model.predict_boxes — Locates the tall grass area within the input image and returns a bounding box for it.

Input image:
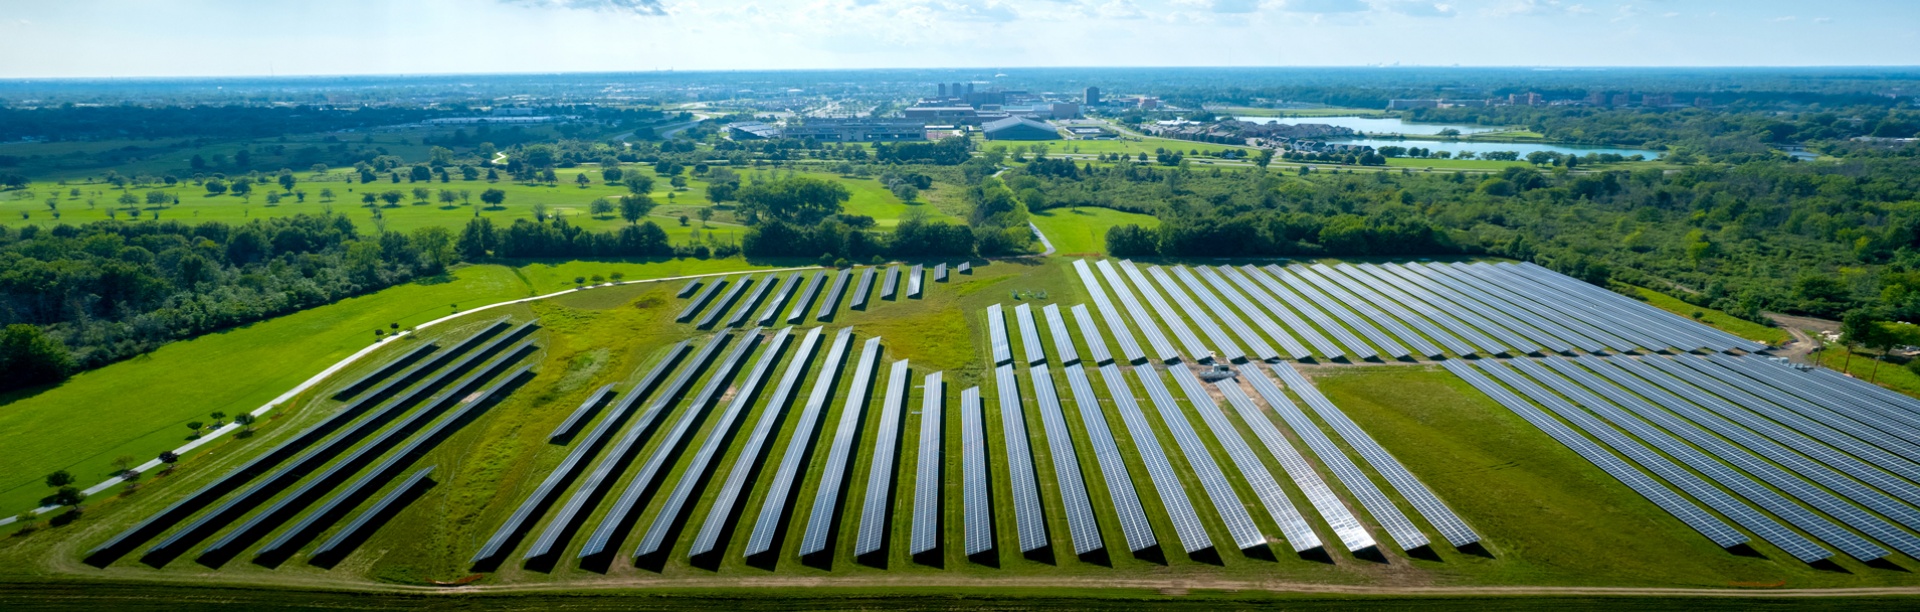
[1030,207,1159,256]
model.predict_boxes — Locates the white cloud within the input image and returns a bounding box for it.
[1772,15,1797,22]
[1381,1,1455,17]
[501,0,668,15]
[1813,16,1832,24]
[1277,0,1368,13]
[1611,3,1636,22]
[1095,0,1146,18]
[1208,0,1264,13]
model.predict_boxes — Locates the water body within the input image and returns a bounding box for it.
[1236,115,1659,158]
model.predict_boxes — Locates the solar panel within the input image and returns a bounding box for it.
[257,361,532,567]
[1342,264,1535,356]
[1166,366,1318,553]
[1612,357,1920,528]
[580,329,767,562]
[1379,263,1577,354]
[727,273,780,328]
[1214,380,1374,553]
[677,278,728,322]
[785,270,827,324]
[1067,304,1112,366]
[745,327,855,559]
[909,371,945,560]
[798,336,884,560]
[1441,360,1749,550]
[1500,359,1839,563]
[1097,259,1176,362]
[1215,265,1345,361]
[850,267,876,310]
[1014,303,1046,366]
[1120,260,1210,361]
[987,303,1013,366]
[757,271,805,326]
[1464,264,1679,352]
[1705,355,1920,452]
[906,264,924,298]
[1241,265,1376,360]
[1442,263,1650,353]
[1041,304,1081,366]
[958,261,972,274]
[1651,356,1920,488]
[676,279,702,298]
[1268,362,1477,548]
[855,358,913,562]
[934,263,949,282]
[1511,261,1765,352]
[331,342,438,401]
[548,384,616,444]
[1237,363,1426,551]
[814,269,851,321]
[1028,364,1103,556]
[202,342,538,566]
[995,364,1049,554]
[626,327,790,563]
[519,333,734,564]
[1070,260,1144,364]
[306,466,437,567]
[696,276,754,329]
[1285,266,1439,359]
[1417,263,1624,353]
[1060,366,1156,553]
[1163,266,1265,362]
[960,386,993,557]
[881,265,901,300]
[1134,366,1265,552]
[1574,356,1920,558]
[688,327,824,561]
[141,322,534,567]
[1191,266,1309,360]
[1313,264,1474,360]
[1096,363,1210,554]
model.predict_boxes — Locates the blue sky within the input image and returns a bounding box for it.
[0,0,1913,77]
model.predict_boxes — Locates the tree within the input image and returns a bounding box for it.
[411,187,430,204]
[698,207,714,227]
[186,421,205,437]
[480,188,507,208]
[278,173,296,192]
[0,324,73,391]
[42,487,83,510]
[736,176,852,225]
[380,190,404,206]
[623,174,654,196]
[590,197,615,218]
[620,194,654,224]
[205,179,228,195]
[210,411,227,426]
[235,413,257,433]
[45,470,74,489]
[230,180,252,197]
[575,173,591,188]
[1840,309,1876,373]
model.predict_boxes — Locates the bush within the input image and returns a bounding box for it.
[818,252,836,266]
[833,257,850,269]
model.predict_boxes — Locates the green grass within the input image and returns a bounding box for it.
[1622,285,1788,345]
[1812,347,1920,399]
[1029,207,1159,256]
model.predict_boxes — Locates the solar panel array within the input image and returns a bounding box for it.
[727,273,779,328]
[1070,260,1143,364]
[856,358,912,561]
[1067,304,1112,366]
[1134,366,1264,552]
[548,384,615,444]
[909,371,945,560]
[987,303,1012,366]
[1120,260,1209,361]
[696,275,753,328]
[1096,259,1175,362]
[676,277,727,323]
[994,364,1049,553]
[785,271,827,324]
[1271,266,1413,360]
[934,263,949,282]
[1041,304,1080,366]
[1014,303,1046,366]
[1028,363,1102,556]
[881,265,901,300]
[850,267,876,310]
[1213,380,1374,553]
[814,269,851,322]
[747,327,854,559]
[906,264,924,298]
[1153,266,1252,362]
[960,386,993,557]
[1215,266,1344,360]
[329,342,437,401]
[757,271,805,326]
[1166,366,1318,553]
[689,327,825,560]
[1061,366,1155,553]
[1098,363,1211,553]
[1304,264,1461,358]
[1192,266,1308,360]
[676,279,702,298]
[800,336,883,559]
[1240,265,1376,360]
[958,261,971,274]
[307,465,437,567]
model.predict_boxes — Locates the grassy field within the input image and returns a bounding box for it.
[1811,347,1920,399]
[5,257,1920,604]
[1621,285,1789,345]
[0,165,955,237]
[1029,207,1159,256]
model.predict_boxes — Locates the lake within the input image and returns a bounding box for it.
[1237,115,1659,158]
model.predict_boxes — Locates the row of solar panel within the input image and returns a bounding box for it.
[1449,352,1920,564]
[671,265,964,330]
[88,319,540,569]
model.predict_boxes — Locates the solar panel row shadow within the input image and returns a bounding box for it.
[696,275,754,329]
[745,327,854,560]
[688,327,825,561]
[799,337,884,562]
[677,277,728,323]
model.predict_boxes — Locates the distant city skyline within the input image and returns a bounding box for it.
[0,0,1915,78]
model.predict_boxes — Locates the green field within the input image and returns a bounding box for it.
[1029,207,1158,256]
[1623,285,1789,345]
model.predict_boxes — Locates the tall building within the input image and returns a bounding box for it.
[950,82,963,99]
[1085,86,1101,105]
[938,83,948,98]
[965,82,974,95]
[1586,91,1608,105]
[1611,93,1631,107]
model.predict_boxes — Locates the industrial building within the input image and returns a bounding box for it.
[982,116,1060,140]
[782,118,925,142]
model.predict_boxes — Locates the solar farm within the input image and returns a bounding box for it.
[39,256,1920,598]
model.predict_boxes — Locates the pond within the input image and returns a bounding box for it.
[1237,115,1659,159]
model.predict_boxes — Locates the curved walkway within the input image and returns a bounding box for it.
[0,264,816,526]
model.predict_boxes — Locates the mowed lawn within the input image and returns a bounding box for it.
[0,258,777,514]
[1030,206,1158,256]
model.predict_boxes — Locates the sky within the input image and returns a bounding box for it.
[0,0,1914,78]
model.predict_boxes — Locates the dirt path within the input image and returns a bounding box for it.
[1766,312,1836,366]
